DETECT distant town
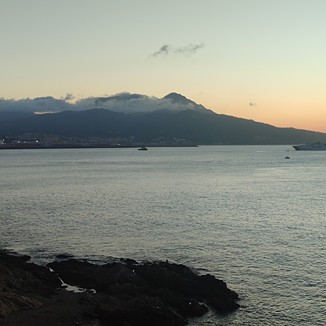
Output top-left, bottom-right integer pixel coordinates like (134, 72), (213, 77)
(0, 134), (198, 149)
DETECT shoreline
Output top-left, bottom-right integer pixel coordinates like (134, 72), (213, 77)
(0, 144), (199, 150)
(0, 251), (239, 325)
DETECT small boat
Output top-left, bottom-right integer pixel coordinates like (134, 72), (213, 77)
(284, 149), (290, 159)
(293, 142), (326, 151)
(138, 146), (148, 151)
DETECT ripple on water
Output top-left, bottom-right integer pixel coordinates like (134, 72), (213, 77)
(1, 146), (326, 325)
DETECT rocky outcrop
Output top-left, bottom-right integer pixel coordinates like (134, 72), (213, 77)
(48, 258), (239, 325)
(0, 252), (240, 325)
(0, 292), (42, 318)
(0, 251), (61, 320)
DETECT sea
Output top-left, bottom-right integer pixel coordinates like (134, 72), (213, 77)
(1, 145), (325, 325)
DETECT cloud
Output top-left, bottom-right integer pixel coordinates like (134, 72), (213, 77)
(76, 92), (197, 113)
(152, 44), (171, 57)
(0, 96), (74, 113)
(0, 92), (202, 115)
(62, 93), (75, 102)
(174, 43), (205, 55)
(151, 43), (204, 57)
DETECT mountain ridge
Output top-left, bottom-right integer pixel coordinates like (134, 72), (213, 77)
(1, 92), (326, 145)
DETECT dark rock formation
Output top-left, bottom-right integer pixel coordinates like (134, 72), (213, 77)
(0, 252), (239, 325)
(48, 259), (239, 325)
(0, 251), (61, 319)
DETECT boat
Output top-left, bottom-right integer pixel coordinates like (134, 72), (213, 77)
(292, 142), (326, 151)
(138, 146), (148, 151)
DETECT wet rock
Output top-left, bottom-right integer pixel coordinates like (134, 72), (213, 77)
(48, 258), (240, 324)
(132, 261), (239, 313)
(55, 253), (75, 260)
(48, 260), (140, 293)
(0, 252), (239, 325)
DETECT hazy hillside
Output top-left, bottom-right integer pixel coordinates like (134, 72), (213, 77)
(1, 93), (326, 145)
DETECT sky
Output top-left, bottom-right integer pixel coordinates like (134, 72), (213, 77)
(1, 0), (326, 132)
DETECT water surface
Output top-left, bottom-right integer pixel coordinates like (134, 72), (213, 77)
(1, 146), (325, 325)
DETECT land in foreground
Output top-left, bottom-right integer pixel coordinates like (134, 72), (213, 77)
(0, 251), (239, 325)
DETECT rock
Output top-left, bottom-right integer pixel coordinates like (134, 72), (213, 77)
(0, 251), (62, 323)
(48, 258), (240, 323)
(95, 295), (187, 326)
(0, 252), (61, 298)
(55, 253), (74, 260)
(48, 260), (140, 293)
(132, 261), (240, 313)
(0, 292), (42, 318)
(157, 288), (208, 317)
(0, 252), (240, 325)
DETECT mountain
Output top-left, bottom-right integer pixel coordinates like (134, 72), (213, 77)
(1, 92), (326, 145)
(75, 92), (207, 114)
(0, 111), (34, 122)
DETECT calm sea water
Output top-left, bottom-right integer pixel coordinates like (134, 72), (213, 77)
(1, 146), (325, 325)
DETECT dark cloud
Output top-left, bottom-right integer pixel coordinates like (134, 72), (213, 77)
(62, 93), (75, 101)
(151, 43), (204, 57)
(152, 44), (171, 57)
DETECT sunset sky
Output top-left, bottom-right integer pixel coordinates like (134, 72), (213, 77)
(1, 0), (326, 132)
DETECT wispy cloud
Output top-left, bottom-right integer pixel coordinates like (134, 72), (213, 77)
(61, 93), (75, 102)
(174, 43), (204, 55)
(151, 43), (204, 57)
(152, 44), (171, 57)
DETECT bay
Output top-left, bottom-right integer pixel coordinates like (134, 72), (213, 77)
(1, 145), (325, 325)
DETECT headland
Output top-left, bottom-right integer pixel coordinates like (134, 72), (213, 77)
(0, 251), (239, 325)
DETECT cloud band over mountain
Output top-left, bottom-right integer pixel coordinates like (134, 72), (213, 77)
(0, 97), (74, 114)
(0, 93), (201, 114)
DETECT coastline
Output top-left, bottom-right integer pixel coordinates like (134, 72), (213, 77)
(0, 144), (199, 150)
(0, 251), (239, 325)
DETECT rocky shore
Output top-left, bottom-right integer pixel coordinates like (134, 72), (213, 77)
(0, 251), (239, 325)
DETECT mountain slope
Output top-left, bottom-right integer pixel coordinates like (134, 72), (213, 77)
(1, 93), (326, 145)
